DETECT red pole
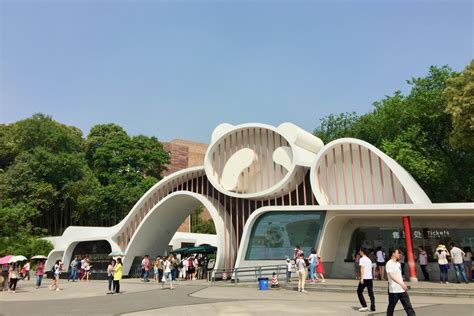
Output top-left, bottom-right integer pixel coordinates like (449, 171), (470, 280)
(402, 216), (418, 282)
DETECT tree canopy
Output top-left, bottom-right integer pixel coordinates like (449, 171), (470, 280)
(444, 60), (474, 150)
(0, 115), (169, 255)
(314, 64), (473, 203)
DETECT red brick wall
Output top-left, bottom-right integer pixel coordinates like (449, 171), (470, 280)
(162, 140), (210, 233)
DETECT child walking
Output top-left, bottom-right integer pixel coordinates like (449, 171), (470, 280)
(316, 256), (325, 283)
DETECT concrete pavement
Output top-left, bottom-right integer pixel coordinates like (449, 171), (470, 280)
(0, 278), (473, 315)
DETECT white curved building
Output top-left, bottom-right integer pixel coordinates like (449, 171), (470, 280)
(47, 122), (474, 281)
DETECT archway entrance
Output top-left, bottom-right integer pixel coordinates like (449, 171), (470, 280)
(122, 191), (236, 276)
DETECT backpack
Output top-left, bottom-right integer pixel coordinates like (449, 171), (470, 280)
(178, 260), (184, 269)
(51, 265), (55, 276)
(188, 259), (194, 269)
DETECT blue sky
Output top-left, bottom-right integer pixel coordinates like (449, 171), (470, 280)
(1, 0), (472, 143)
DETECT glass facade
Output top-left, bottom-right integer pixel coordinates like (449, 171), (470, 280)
(245, 211), (326, 260)
(346, 226), (474, 262)
(71, 240), (112, 272)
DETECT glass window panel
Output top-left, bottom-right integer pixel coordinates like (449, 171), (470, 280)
(245, 211), (326, 260)
(346, 227), (474, 262)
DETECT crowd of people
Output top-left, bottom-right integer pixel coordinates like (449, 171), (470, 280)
(285, 241), (472, 315)
(284, 246), (326, 293)
(352, 243), (472, 285)
(140, 253), (211, 288)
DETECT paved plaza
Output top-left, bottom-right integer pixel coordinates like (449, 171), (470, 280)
(1, 278), (473, 315)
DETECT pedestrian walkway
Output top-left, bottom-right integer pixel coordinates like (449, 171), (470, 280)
(1, 278), (473, 315)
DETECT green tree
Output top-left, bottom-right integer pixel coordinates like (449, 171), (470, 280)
(0, 114), (170, 240)
(314, 112), (359, 144)
(190, 205), (216, 234)
(314, 65), (473, 202)
(444, 59), (474, 149)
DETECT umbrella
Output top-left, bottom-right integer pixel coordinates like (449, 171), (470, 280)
(183, 245), (217, 255)
(9, 255), (27, 263)
(170, 247), (192, 254)
(0, 255), (13, 264)
(109, 250), (125, 257)
(31, 255), (47, 260)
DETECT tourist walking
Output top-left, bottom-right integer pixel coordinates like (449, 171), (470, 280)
(188, 256), (196, 280)
(68, 256), (78, 282)
(368, 249), (377, 280)
(153, 257), (159, 282)
(81, 257), (91, 281)
(8, 263), (20, 293)
(35, 260), (45, 289)
(162, 256), (174, 289)
(316, 255), (325, 283)
(354, 250), (361, 279)
(386, 248), (416, 316)
(399, 249), (406, 280)
(296, 253), (307, 293)
(2, 263), (9, 291)
(376, 247), (386, 280)
(113, 258), (122, 294)
(450, 242), (469, 284)
(171, 255), (179, 281)
(106, 259), (115, 294)
(80, 257), (86, 280)
(417, 246), (430, 281)
(49, 260), (62, 291)
(22, 260), (31, 280)
(179, 258), (186, 280)
(285, 258), (292, 284)
(463, 247), (472, 281)
(434, 244), (450, 284)
(308, 248), (318, 283)
(357, 248), (375, 312)
(142, 255), (150, 282)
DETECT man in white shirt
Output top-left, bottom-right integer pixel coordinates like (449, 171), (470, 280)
(386, 248), (415, 316)
(450, 243), (469, 284)
(357, 248), (375, 312)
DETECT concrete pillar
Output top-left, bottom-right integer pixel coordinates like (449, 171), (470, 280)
(402, 216), (418, 282)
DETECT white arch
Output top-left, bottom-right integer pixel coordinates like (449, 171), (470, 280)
(310, 138), (431, 205)
(122, 191), (236, 275)
(111, 166), (206, 248)
(204, 123), (307, 199)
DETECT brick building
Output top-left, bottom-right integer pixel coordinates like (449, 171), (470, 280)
(162, 139), (212, 232)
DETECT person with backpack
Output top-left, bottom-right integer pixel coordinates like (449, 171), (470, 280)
(157, 256), (164, 282)
(49, 260), (62, 291)
(296, 252), (307, 293)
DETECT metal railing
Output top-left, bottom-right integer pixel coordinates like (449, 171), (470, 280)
(208, 264), (287, 285)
